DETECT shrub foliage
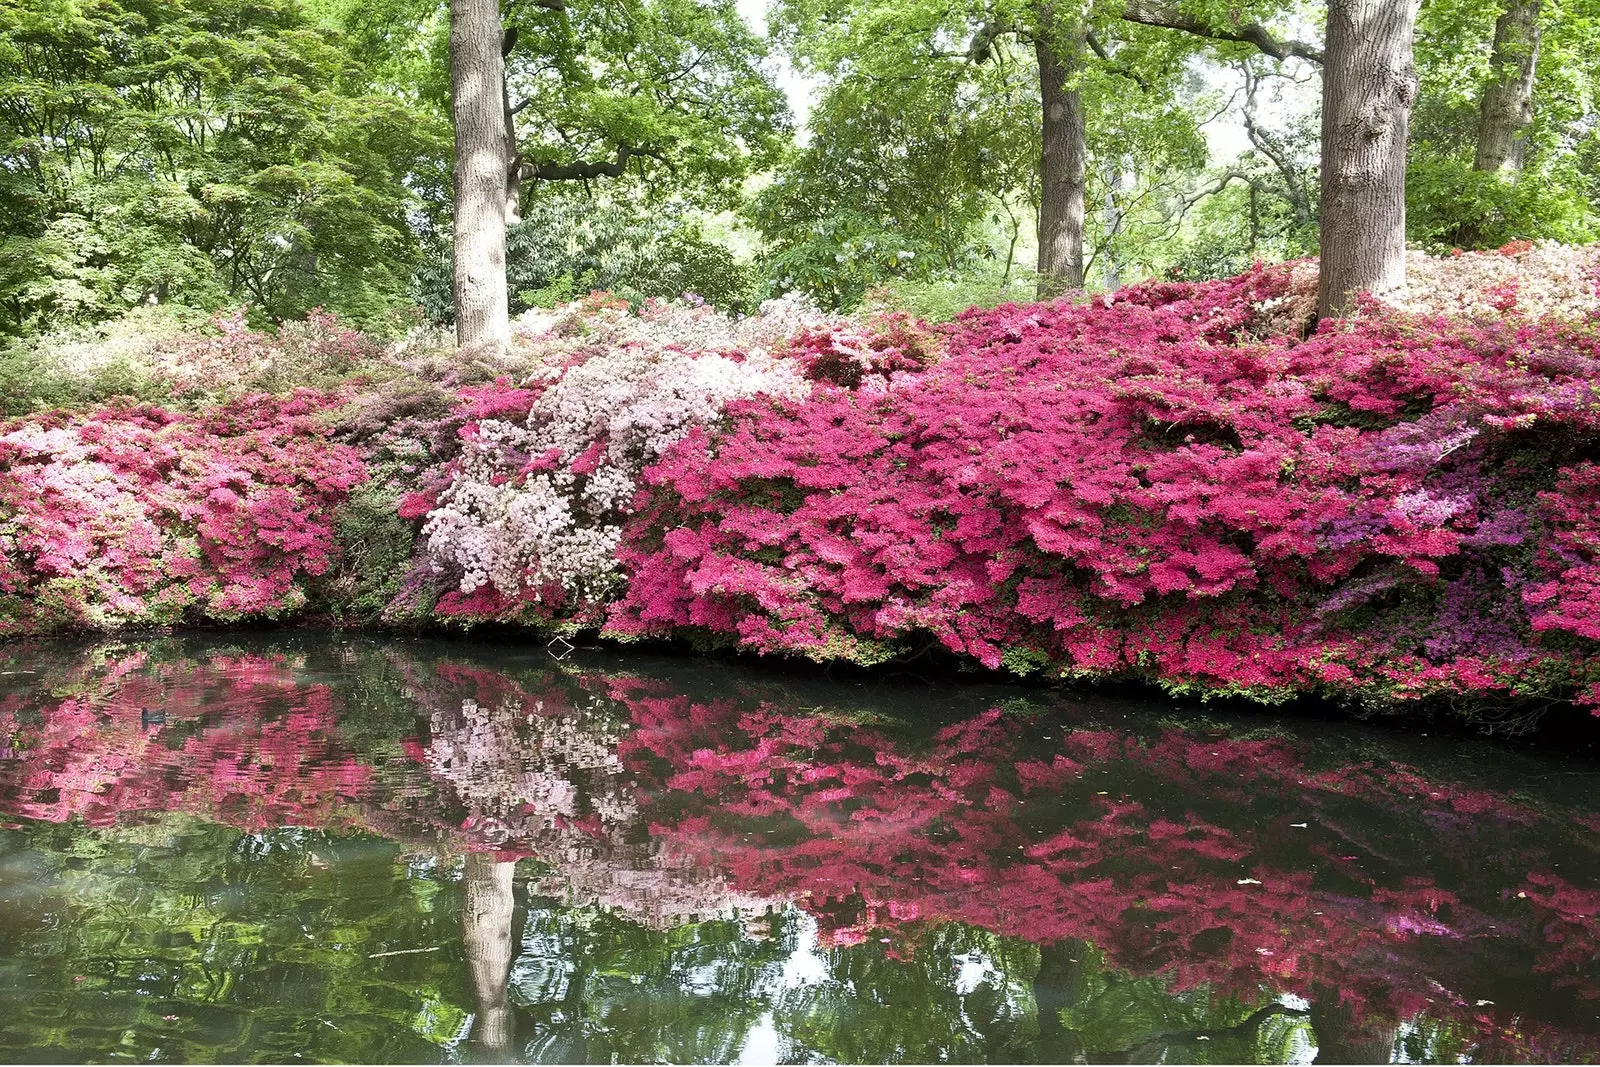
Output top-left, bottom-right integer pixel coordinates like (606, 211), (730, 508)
(2, 245), (1598, 722)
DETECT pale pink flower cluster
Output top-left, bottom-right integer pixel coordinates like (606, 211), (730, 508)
(424, 298), (821, 602)
(1395, 242), (1600, 320)
(424, 693), (636, 832)
(1245, 244), (1600, 328)
(423, 686), (776, 928)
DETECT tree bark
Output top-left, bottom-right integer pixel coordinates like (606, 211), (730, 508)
(1101, 158), (1122, 290)
(1473, 0), (1541, 173)
(449, 0), (512, 349)
(1036, 17), (1087, 299)
(462, 853), (517, 1058)
(1315, 0), (1420, 320)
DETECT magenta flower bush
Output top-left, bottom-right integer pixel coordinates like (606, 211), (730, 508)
(0, 393), (366, 633)
(1, 247), (1597, 722)
(410, 295), (927, 624)
(607, 261), (1600, 714)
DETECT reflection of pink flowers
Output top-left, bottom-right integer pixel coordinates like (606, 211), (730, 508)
(3, 647), (1600, 1057)
(0, 654), (370, 830)
(608, 676), (1600, 1055)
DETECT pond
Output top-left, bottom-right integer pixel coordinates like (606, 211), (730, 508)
(0, 634), (1598, 1064)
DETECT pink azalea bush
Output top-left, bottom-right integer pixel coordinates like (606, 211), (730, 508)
(0, 393), (365, 632)
(608, 257), (1600, 715)
(411, 295), (929, 623)
(1, 247), (1597, 721)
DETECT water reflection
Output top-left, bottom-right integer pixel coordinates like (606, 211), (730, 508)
(0, 635), (1597, 1063)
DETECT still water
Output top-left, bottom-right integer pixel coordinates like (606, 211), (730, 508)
(1, 634), (1598, 1064)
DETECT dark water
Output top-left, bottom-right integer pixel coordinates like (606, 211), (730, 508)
(1, 636), (1599, 1064)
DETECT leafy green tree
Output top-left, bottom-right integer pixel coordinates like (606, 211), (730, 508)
(0, 0), (443, 335)
(421, 0), (789, 343)
(750, 67), (1036, 309)
(415, 191), (759, 321)
(764, 0), (1322, 303)
(1407, 0), (1600, 248)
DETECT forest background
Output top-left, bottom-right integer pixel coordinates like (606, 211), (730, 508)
(4, 0), (1597, 345)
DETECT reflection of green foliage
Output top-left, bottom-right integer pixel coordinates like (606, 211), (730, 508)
(1059, 944), (1302, 1063)
(0, 819), (472, 1062)
(509, 905), (795, 1062)
(775, 925), (1042, 1062)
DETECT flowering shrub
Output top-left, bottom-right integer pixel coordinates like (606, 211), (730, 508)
(414, 296), (902, 622)
(1397, 241), (1600, 320)
(0, 393), (366, 632)
(4, 246), (1600, 720)
(1196, 241), (1600, 335)
(610, 261), (1600, 714)
(0, 306), (390, 415)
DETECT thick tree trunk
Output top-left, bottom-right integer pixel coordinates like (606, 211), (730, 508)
(1036, 19), (1087, 299)
(449, 0), (512, 349)
(1473, 0), (1541, 173)
(462, 853), (517, 1057)
(1315, 0), (1419, 320)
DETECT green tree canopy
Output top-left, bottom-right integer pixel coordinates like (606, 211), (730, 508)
(0, 0), (444, 335)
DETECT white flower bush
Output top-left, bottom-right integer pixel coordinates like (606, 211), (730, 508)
(421, 296), (824, 607)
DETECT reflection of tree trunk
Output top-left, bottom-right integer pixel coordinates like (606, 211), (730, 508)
(1034, 939), (1088, 1063)
(463, 853), (517, 1060)
(1310, 989), (1396, 1064)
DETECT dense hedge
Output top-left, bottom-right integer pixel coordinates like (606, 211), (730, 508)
(3, 244), (1599, 722)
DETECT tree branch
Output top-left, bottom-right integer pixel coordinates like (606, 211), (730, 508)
(518, 143), (665, 182)
(1119, 0), (1323, 63)
(1241, 63), (1312, 227)
(1086, 29), (1152, 89)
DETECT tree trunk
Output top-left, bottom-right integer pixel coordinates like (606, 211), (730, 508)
(1036, 18), (1087, 299)
(1101, 159), (1122, 290)
(449, 0), (512, 349)
(1033, 939), (1089, 1063)
(1473, 0), (1541, 174)
(462, 853), (517, 1058)
(1315, 0), (1420, 320)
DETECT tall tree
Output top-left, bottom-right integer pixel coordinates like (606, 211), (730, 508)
(448, 0), (512, 348)
(1406, 0), (1599, 249)
(1316, 0), (1420, 317)
(1035, 11), (1089, 295)
(1473, 0), (1541, 173)
(437, 0), (787, 334)
(769, 0), (1224, 303)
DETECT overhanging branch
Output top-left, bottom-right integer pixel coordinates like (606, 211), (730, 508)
(517, 143), (665, 182)
(1086, 29), (1152, 88)
(1120, 0), (1323, 63)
